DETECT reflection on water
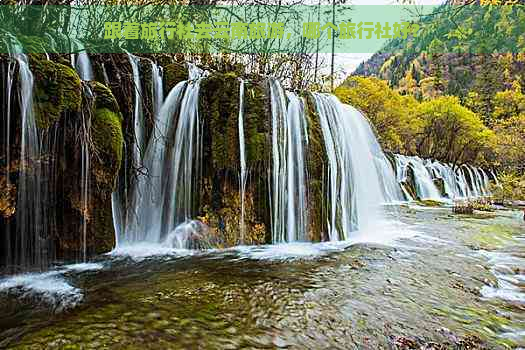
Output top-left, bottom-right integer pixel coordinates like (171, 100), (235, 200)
(0, 206), (524, 349)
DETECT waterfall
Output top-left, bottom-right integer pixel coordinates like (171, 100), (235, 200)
(313, 94), (395, 241)
(75, 53), (94, 81)
(127, 53), (145, 167)
(427, 160), (460, 199)
(14, 53), (49, 269)
(71, 40), (93, 81)
(122, 81), (187, 243)
(238, 79), (247, 244)
(269, 80), (310, 243)
(455, 166), (472, 198)
(1, 51), (16, 267)
(394, 155), (442, 200)
(393, 154), (492, 201)
(79, 86), (92, 262)
(151, 62), (164, 116)
(119, 64), (206, 247)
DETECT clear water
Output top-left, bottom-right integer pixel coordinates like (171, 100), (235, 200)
(1, 206), (523, 349)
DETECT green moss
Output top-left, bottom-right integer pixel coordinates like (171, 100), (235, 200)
(29, 54), (81, 128)
(89, 81), (120, 113)
(91, 108), (123, 189)
(19, 36), (56, 54)
(304, 92), (329, 242)
(418, 199), (443, 207)
(200, 72), (240, 171)
(244, 81), (269, 166)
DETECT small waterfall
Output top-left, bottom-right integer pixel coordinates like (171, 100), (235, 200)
(455, 166), (472, 198)
(151, 62), (164, 116)
(75, 53), (94, 81)
(79, 86), (92, 262)
(127, 53), (145, 167)
(238, 79), (247, 244)
(14, 53), (49, 269)
(395, 155), (442, 200)
(393, 154), (492, 201)
(71, 40), (93, 81)
(268, 80), (310, 243)
(1, 50), (17, 267)
(427, 160), (460, 198)
(313, 94), (394, 240)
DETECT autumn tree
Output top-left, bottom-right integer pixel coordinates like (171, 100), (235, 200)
(416, 96), (495, 166)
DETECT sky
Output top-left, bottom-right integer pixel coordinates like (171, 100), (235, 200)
(327, 0), (445, 83)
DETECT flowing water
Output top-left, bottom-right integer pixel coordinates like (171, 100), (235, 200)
(0, 52), (507, 348)
(120, 63), (205, 247)
(313, 93), (400, 241)
(13, 52), (50, 270)
(0, 206), (523, 349)
(269, 79), (310, 243)
(394, 155), (492, 202)
(238, 79), (247, 244)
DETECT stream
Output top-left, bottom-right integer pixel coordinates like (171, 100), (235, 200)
(1, 205), (524, 349)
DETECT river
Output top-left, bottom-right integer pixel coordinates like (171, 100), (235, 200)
(0, 205), (524, 349)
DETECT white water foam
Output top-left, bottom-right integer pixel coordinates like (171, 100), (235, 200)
(0, 263), (103, 311)
(0, 271), (82, 311)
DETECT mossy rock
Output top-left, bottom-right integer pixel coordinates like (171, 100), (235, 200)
(91, 107), (123, 190)
(200, 71), (240, 171)
(164, 62), (188, 94)
(89, 81), (120, 113)
(29, 54), (81, 128)
(418, 199), (443, 207)
(304, 92), (329, 242)
(244, 81), (269, 166)
(19, 35), (56, 54)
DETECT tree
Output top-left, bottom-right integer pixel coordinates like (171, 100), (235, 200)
(335, 76), (422, 154)
(492, 113), (525, 171)
(492, 81), (525, 121)
(416, 96), (495, 166)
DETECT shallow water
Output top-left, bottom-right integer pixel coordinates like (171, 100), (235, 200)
(1, 206), (524, 349)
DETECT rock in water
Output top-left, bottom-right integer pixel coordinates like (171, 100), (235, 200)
(163, 220), (215, 250)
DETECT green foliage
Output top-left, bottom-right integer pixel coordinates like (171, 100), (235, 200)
(416, 96), (495, 166)
(491, 172), (525, 202)
(335, 76), (422, 154)
(492, 81), (525, 122)
(492, 113), (525, 170)
(336, 76), (496, 166)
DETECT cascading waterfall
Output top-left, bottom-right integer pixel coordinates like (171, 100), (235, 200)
(119, 64), (205, 247)
(397, 155), (442, 200)
(1, 48), (17, 267)
(122, 81), (187, 243)
(112, 60), (164, 246)
(238, 79), (247, 244)
(393, 154), (492, 201)
(313, 93), (397, 241)
(268, 80), (310, 243)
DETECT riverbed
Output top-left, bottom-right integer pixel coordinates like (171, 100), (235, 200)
(1, 205), (524, 349)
